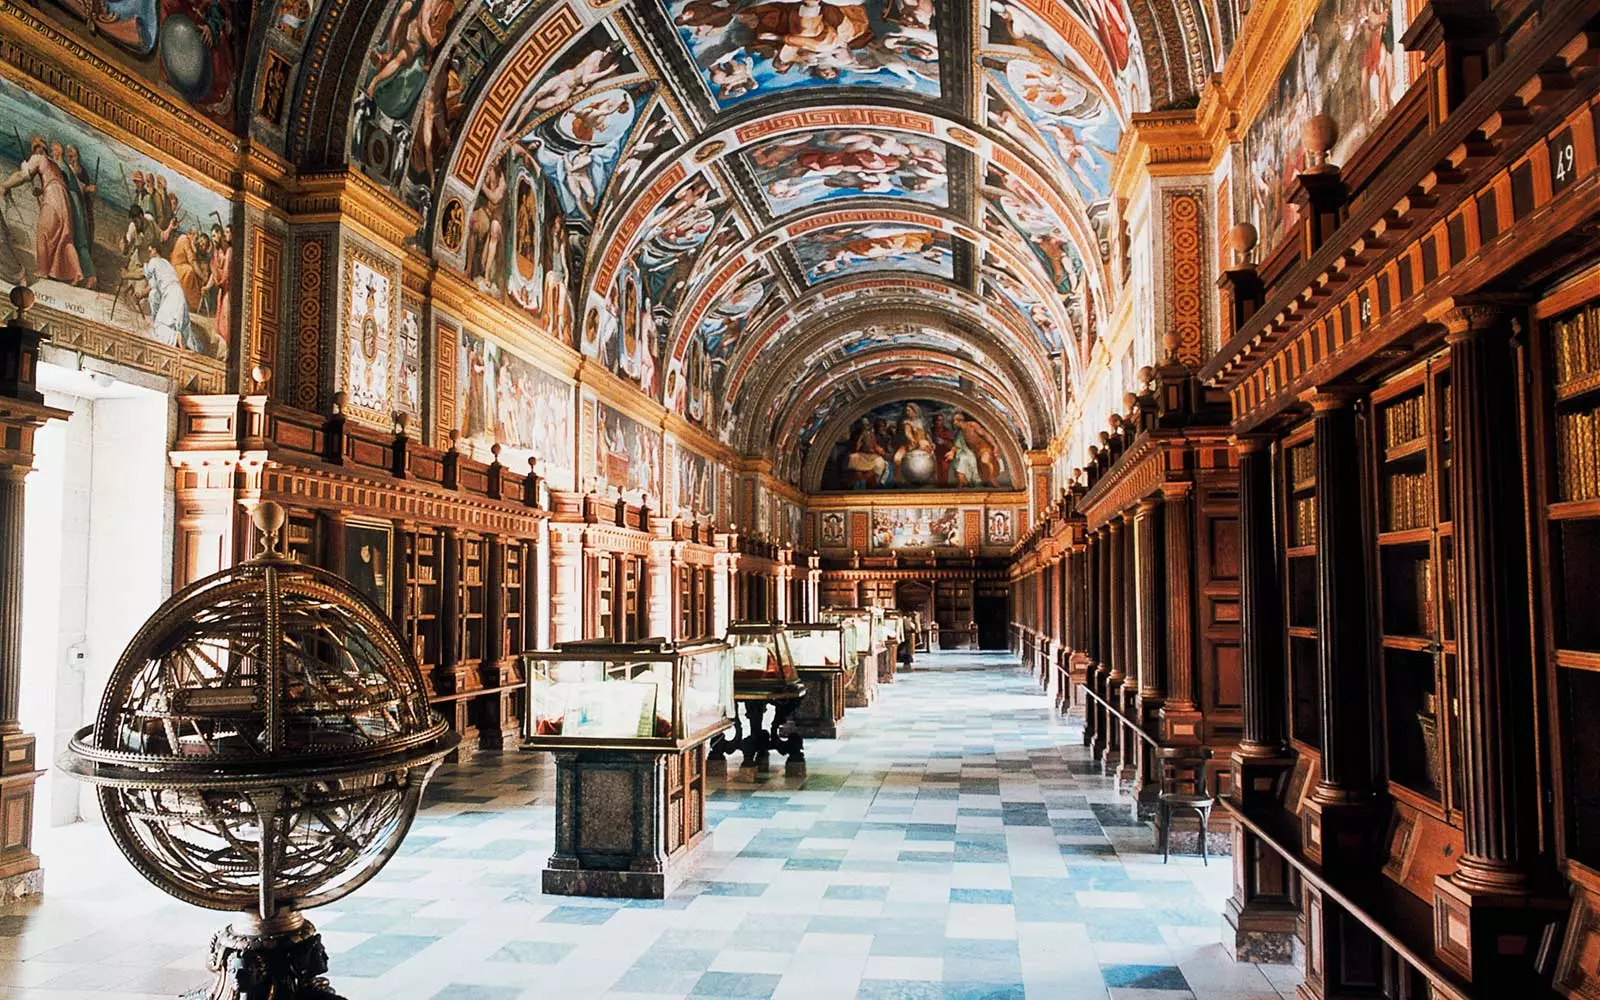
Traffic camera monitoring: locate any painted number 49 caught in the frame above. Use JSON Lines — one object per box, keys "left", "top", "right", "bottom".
{"left": 1550, "top": 131, "right": 1577, "bottom": 193}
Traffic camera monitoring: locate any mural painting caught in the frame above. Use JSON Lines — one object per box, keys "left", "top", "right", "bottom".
{"left": 353, "top": 0, "right": 468, "bottom": 189}
{"left": 456, "top": 327, "right": 575, "bottom": 488}
{"left": 820, "top": 511, "right": 846, "bottom": 546}
{"left": 343, "top": 257, "right": 394, "bottom": 418}
{"left": 1244, "top": 0, "right": 1405, "bottom": 246}
{"left": 398, "top": 306, "right": 423, "bottom": 419}
{"left": 596, "top": 402, "right": 661, "bottom": 498}
{"left": 583, "top": 174, "right": 731, "bottom": 397}
{"left": 983, "top": 167, "right": 1085, "bottom": 298}
{"left": 606, "top": 103, "right": 685, "bottom": 210}
{"left": 745, "top": 130, "right": 949, "bottom": 214}
{"left": 47, "top": 0, "right": 242, "bottom": 124}
{"left": 870, "top": 507, "right": 963, "bottom": 550}
{"left": 0, "top": 78, "right": 232, "bottom": 359}
{"left": 667, "top": 0, "right": 942, "bottom": 107}
{"left": 671, "top": 260, "right": 783, "bottom": 434}
{"left": 793, "top": 222, "right": 953, "bottom": 284}
{"left": 502, "top": 24, "right": 652, "bottom": 231}
{"left": 983, "top": 6, "right": 1123, "bottom": 202}
{"left": 678, "top": 447, "right": 716, "bottom": 516}
{"left": 460, "top": 143, "right": 576, "bottom": 342}
{"left": 982, "top": 253, "right": 1064, "bottom": 353}
{"left": 820, "top": 399, "right": 1012, "bottom": 491}
{"left": 985, "top": 509, "right": 1014, "bottom": 546}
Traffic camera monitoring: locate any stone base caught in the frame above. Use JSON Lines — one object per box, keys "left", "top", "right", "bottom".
{"left": 182, "top": 914, "right": 342, "bottom": 1000}
{"left": 543, "top": 865, "right": 672, "bottom": 900}
{"left": 1227, "top": 921, "right": 1302, "bottom": 965}
{"left": 0, "top": 865, "right": 42, "bottom": 903}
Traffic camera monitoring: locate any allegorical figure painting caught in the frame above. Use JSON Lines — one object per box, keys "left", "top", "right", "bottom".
{"left": 678, "top": 447, "right": 716, "bottom": 517}
{"left": 820, "top": 400, "right": 1012, "bottom": 491}
{"left": 1245, "top": 0, "right": 1403, "bottom": 248}
{"left": 48, "top": 0, "right": 241, "bottom": 124}
{"left": 0, "top": 78, "right": 231, "bottom": 359}
{"left": 456, "top": 326, "right": 576, "bottom": 489}
{"left": 343, "top": 258, "right": 393, "bottom": 419}
{"left": 596, "top": 403, "right": 661, "bottom": 498}
{"left": 870, "top": 507, "right": 963, "bottom": 550}
{"left": 668, "top": 0, "right": 942, "bottom": 107}
{"left": 745, "top": 129, "right": 949, "bottom": 214}
{"left": 793, "top": 222, "right": 953, "bottom": 284}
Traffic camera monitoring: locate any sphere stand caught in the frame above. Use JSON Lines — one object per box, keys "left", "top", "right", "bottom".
{"left": 185, "top": 911, "right": 345, "bottom": 1000}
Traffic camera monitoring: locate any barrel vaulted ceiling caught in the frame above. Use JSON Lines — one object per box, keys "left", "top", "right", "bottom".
{"left": 279, "top": 0, "right": 1228, "bottom": 486}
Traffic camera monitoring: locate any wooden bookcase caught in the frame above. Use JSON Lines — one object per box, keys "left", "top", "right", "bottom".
{"left": 1281, "top": 430, "right": 1322, "bottom": 752}
{"left": 1538, "top": 286, "right": 1600, "bottom": 876}
{"left": 498, "top": 540, "right": 528, "bottom": 660}
{"left": 454, "top": 533, "right": 487, "bottom": 673}
{"left": 1369, "top": 362, "right": 1463, "bottom": 819}
{"left": 403, "top": 527, "right": 444, "bottom": 677}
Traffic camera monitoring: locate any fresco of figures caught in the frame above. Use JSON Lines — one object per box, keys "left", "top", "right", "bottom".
{"left": 343, "top": 259, "right": 394, "bottom": 417}
{"left": 820, "top": 511, "right": 846, "bottom": 546}
{"left": 794, "top": 222, "right": 953, "bottom": 284}
{"left": 870, "top": 507, "right": 962, "bottom": 550}
{"left": 981, "top": 254, "right": 1065, "bottom": 354}
{"left": 668, "top": 0, "right": 942, "bottom": 107}
{"left": 352, "top": 0, "right": 469, "bottom": 190}
{"left": 456, "top": 327, "right": 576, "bottom": 488}
{"left": 501, "top": 25, "right": 654, "bottom": 231}
{"left": 0, "top": 78, "right": 232, "bottom": 360}
{"left": 597, "top": 403, "right": 661, "bottom": 498}
{"left": 983, "top": 166, "right": 1086, "bottom": 300}
{"left": 745, "top": 129, "right": 949, "bottom": 214}
{"left": 820, "top": 400, "right": 1013, "bottom": 491}
{"left": 677, "top": 447, "right": 716, "bottom": 516}
{"left": 47, "top": 0, "right": 241, "bottom": 124}
{"left": 984, "top": 4, "right": 1124, "bottom": 203}
{"left": 1245, "top": 0, "right": 1404, "bottom": 247}
{"left": 398, "top": 307, "right": 423, "bottom": 419}
{"left": 461, "top": 144, "right": 577, "bottom": 343}
{"left": 670, "top": 260, "right": 782, "bottom": 434}
{"left": 583, "top": 175, "right": 731, "bottom": 397}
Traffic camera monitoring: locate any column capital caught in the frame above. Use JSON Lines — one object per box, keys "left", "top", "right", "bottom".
{"left": 1425, "top": 295, "right": 1528, "bottom": 342}
{"left": 1230, "top": 433, "right": 1274, "bottom": 456}
{"left": 1298, "top": 384, "right": 1364, "bottom": 412}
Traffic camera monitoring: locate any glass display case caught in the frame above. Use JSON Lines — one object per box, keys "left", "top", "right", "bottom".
{"left": 723, "top": 622, "right": 805, "bottom": 697}
{"left": 822, "top": 608, "right": 882, "bottom": 707}
{"left": 785, "top": 622, "right": 850, "bottom": 739}
{"left": 521, "top": 639, "right": 734, "bottom": 749}
{"left": 787, "top": 622, "right": 848, "bottom": 670}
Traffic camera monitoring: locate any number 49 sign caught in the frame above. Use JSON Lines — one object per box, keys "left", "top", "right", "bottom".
{"left": 1550, "top": 128, "right": 1578, "bottom": 195}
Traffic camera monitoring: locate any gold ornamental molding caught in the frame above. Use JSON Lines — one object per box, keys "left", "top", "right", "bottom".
{"left": 805, "top": 491, "right": 1027, "bottom": 511}
{"left": 1111, "top": 105, "right": 1228, "bottom": 200}
{"left": 288, "top": 170, "right": 420, "bottom": 253}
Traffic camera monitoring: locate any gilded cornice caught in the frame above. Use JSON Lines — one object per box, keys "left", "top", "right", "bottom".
{"left": 1216, "top": 0, "right": 1309, "bottom": 141}
{"left": 289, "top": 169, "right": 420, "bottom": 251}
{"left": 1111, "top": 103, "right": 1231, "bottom": 201}
{"left": 805, "top": 490, "right": 1027, "bottom": 511}
{"left": 428, "top": 268, "right": 575, "bottom": 377}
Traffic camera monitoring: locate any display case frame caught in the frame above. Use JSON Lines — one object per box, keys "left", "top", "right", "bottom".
{"left": 784, "top": 621, "right": 850, "bottom": 739}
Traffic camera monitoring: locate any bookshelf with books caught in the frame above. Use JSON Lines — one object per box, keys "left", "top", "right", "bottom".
{"left": 1281, "top": 430, "right": 1322, "bottom": 753}
{"left": 1538, "top": 280, "right": 1600, "bottom": 881}
{"left": 1370, "top": 362, "right": 1462, "bottom": 820}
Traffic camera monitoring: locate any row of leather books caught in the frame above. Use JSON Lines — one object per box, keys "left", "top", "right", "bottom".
{"left": 1552, "top": 304, "right": 1600, "bottom": 398}
{"left": 1555, "top": 406, "right": 1600, "bottom": 502}
{"left": 1383, "top": 470, "right": 1433, "bottom": 533}
{"left": 1382, "top": 394, "right": 1428, "bottom": 452}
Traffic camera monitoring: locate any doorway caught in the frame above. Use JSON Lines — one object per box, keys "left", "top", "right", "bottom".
{"left": 21, "top": 361, "right": 171, "bottom": 833}
{"left": 975, "top": 594, "right": 1009, "bottom": 649}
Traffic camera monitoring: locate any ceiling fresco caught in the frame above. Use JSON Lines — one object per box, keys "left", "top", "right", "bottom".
{"left": 257, "top": 0, "right": 1234, "bottom": 471}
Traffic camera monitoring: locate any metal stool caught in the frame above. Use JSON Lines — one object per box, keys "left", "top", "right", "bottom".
{"left": 1157, "top": 746, "right": 1215, "bottom": 864}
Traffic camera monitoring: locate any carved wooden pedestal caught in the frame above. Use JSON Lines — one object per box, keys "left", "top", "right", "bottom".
{"left": 792, "top": 667, "right": 847, "bottom": 739}
{"left": 543, "top": 745, "right": 714, "bottom": 899}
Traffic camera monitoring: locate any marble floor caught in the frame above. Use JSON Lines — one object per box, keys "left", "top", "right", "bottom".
{"left": 0, "top": 651, "right": 1302, "bottom": 999}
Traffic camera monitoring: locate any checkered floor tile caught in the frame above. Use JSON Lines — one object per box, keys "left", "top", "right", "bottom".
{"left": 0, "top": 651, "right": 1302, "bottom": 999}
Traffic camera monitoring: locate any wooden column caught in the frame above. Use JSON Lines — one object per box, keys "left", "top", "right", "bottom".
{"left": 1225, "top": 437, "right": 1300, "bottom": 962}
{"left": 1119, "top": 511, "right": 1139, "bottom": 786}
{"left": 1429, "top": 301, "right": 1566, "bottom": 985}
{"left": 1134, "top": 496, "right": 1166, "bottom": 810}
{"left": 1104, "top": 519, "right": 1127, "bottom": 770}
{"left": 0, "top": 396, "right": 62, "bottom": 898}
{"left": 1302, "top": 389, "right": 1380, "bottom": 867}
{"left": 1161, "top": 485, "right": 1201, "bottom": 741}
{"left": 1085, "top": 530, "right": 1104, "bottom": 752}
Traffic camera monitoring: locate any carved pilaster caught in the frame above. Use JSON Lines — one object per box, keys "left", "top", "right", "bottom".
{"left": 1302, "top": 389, "right": 1382, "bottom": 867}
{"left": 548, "top": 523, "right": 585, "bottom": 644}
{"left": 646, "top": 522, "right": 675, "bottom": 640}
{"left": 1428, "top": 301, "right": 1567, "bottom": 985}
{"left": 1105, "top": 519, "right": 1127, "bottom": 771}
{"left": 1161, "top": 485, "right": 1203, "bottom": 741}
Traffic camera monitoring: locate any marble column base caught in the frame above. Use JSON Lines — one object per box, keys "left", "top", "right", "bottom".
{"left": 0, "top": 866, "right": 41, "bottom": 903}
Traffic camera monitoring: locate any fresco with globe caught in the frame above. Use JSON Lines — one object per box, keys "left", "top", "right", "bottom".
{"left": 818, "top": 399, "right": 1012, "bottom": 491}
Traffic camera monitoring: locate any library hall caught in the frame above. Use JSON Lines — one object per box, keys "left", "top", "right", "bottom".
{"left": 0, "top": 0, "right": 1594, "bottom": 996}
